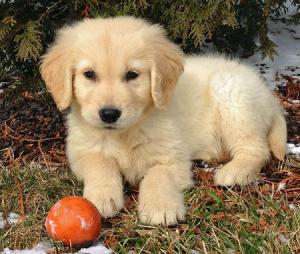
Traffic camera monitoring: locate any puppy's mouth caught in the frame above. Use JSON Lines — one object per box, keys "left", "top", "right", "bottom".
{"left": 103, "top": 124, "right": 117, "bottom": 130}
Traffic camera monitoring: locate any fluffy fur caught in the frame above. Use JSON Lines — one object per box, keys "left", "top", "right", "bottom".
{"left": 40, "top": 16, "right": 287, "bottom": 225}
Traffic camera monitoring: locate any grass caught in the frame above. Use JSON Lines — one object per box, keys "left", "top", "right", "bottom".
{"left": 0, "top": 161, "right": 299, "bottom": 253}
{"left": 0, "top": 164, "right": 82, "bottom": 250}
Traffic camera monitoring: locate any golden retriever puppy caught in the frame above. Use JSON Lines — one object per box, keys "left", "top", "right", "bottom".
{"left": 40, "top": 16, "right": 286, "bottom": 225}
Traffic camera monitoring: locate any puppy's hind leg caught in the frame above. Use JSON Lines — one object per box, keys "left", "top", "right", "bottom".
{"left": 214, "top": 115, "right": 270, "bottom": 186}
{"left": 214, "top": 144, "right": 270, "bottom": 186}
{"left": 210, "top": 70, "right": 274, "bottom": 186}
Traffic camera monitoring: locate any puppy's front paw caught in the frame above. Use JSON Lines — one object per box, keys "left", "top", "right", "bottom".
{"left": 138, "top": 190, "right": 185, "bottom": 226}
{"left": 83, "top": 185, "right": 124, "bottom": 218}
{"left": 214, "top": 165, "right": 258, "bottom": 186}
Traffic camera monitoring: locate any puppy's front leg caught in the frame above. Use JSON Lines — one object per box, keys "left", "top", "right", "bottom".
{"left": 138, "top": 165, "right": 187, "bottom": 226}
{"left": 70, "top": 153, "right": 124, "bottom": 218}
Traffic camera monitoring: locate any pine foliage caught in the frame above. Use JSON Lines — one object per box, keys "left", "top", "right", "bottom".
{"left": 0, "top": 16, "right": 16, "bottom": 43}
{"left": 0, "top": 0, "right": 299, "bottom": 95}
{"left": 14, "top": 21, "right": 42, "bottom": 61}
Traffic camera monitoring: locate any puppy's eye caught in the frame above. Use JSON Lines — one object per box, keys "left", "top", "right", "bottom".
{"left": 125, "top": 71, "right": 139, "bottom": 81}
{"left": 83, "top": 70, "right": 96, "bottom": 80}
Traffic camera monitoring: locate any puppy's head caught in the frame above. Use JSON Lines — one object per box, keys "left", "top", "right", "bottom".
{"left": 40, "top": 17, "right": 183, "bottom": 130}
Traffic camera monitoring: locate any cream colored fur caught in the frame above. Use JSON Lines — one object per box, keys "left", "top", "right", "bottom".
{"left": 40, "top": 16, "right": 287, "bottom": 226}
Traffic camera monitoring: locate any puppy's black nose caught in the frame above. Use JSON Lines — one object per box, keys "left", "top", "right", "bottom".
{"left": 99, "top": 108, "right": 121, "bottom": 123}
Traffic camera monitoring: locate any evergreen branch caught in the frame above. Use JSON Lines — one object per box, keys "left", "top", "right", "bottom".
{"left": 0, "top": 16, "right": 16, "bottom": 43}
{"left": 14, "top": 21, "right": 42, "bottom": 61}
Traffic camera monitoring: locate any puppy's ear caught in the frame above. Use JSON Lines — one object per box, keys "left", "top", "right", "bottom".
{"left": 40, "top": 36, "right": 73, "bottom": 111}
{"left": 150, "top": 30, "right": 184, "bottom": 109}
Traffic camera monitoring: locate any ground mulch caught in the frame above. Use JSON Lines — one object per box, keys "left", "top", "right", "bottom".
{"left": 0, "top": 75, "right": 299, "bottom": 203}
{"left": 0, "top": 94, "right": 67, "bottom": 168}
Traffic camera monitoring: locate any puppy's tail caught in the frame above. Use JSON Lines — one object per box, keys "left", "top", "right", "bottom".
{"left": 268, "top": 113, "right": 287, "bottom": 161}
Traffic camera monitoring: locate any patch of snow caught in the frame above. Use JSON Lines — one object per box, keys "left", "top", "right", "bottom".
{"left": 75, "top": 244, "right": 112, "bottom": 254}
{"left": 189, "top": 250, "right": 201, "bottom": 254}
{"left": 277, "top": 182, "right": 286, "bottom": 191}
{"left": 1, "top": 249, "right": 46, "bottom": 254}
{"left": 243, "top": 3, "right": 300, "bottom": 88}
{"left": 291, "top": 100, "right": 300, "bottom": 104}
{"left": 288, "top": 204, "right": 296, "bottom": 210}
{"left": 1, "top": 242, "right": 52, "bottom": 254}
{"left": 1, "top": 243, "right": 111, "bottom": 254}
{"left": 7, "top": 213, "right": 19, "bottom": 225}
{"left": 287, "top": 143, "right": 300, "bottom": 155}
{"left": 278, "top": 234, "right": 289, "bottom": 244}
{"left": 199, "top": 2, "right": 300, "bottom": 90}
{"left": 0, "top": 212, "right": 5, "bottom": 229}
{"left": 0, "top": 212, "right": 20, "bottom": 229}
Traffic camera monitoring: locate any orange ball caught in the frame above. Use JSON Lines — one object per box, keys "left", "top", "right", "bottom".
{"left": 45, "top": 196, "right": 101, "bottom": 247}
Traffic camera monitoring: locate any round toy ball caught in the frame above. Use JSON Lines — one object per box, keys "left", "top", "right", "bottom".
{"left": 45, "top": 196, "right": 101, "bottom": 247}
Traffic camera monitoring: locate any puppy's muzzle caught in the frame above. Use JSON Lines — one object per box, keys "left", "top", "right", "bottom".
{"left": 99, "top": 107, "right": 121, "bottom": 124}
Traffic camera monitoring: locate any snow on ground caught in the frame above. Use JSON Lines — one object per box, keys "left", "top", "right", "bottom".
{"left": 0, "top": 212, "right": 20, "bottom": 229}
{"left": 1, "top": 243, "right": 111, "bottom": 254}
{"left": 1, "top": 242, "right": 49, "bottom": 254}
{"left": 200, "top": 3, "right": 300, "bottom": 90}
{"left": 0, "top": 213, "right": 5, "bottom": 230}
{"left": 243, "top": 3, "right": 300, "bottom": 89}
{"left": 287, "top": 143, "right": 300, "bottom": 155}
{"left": 76, "top": 244, "right": 112, "bottom": 254}
{"left": 7, "top": 213, "right": 19, "bottom": 225}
